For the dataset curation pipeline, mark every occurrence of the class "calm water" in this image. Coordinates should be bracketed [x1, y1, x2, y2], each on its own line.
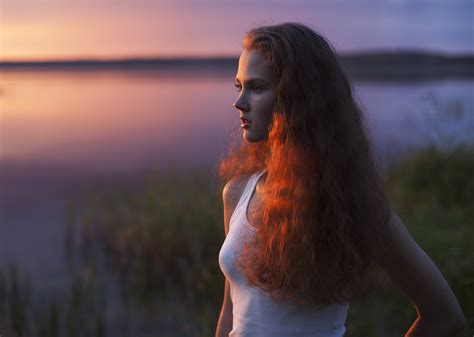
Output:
[0, 68, 473, 288]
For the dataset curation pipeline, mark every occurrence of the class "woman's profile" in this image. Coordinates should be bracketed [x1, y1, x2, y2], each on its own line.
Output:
[216, 22, 465, 337]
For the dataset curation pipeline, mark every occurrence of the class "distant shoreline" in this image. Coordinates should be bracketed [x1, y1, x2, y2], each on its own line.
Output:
[1, 51, 473, 80]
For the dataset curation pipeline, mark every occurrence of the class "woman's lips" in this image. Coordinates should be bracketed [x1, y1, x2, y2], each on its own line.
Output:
[240, 117, 252, 128]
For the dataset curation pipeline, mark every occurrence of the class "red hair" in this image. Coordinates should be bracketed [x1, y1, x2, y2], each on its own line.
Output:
[220, 22, 392, 307]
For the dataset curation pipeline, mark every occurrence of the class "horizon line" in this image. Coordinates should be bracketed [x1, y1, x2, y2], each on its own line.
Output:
[1, 48, 473, 64]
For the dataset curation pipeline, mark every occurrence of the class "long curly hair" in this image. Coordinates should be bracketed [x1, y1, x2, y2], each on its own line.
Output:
[220, 22, 393, 308]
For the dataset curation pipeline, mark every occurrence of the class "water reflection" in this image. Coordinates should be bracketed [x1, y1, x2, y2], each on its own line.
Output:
[1, 71, 472, 175]
[0, 69, 236, 173]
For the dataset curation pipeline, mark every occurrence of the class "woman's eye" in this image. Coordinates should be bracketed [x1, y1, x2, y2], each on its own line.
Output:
[252, 85, 263, 93]
[234, 83, 263, 93]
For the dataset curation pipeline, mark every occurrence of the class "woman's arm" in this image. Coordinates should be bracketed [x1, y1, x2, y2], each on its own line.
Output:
[215, 176, 248, 337]
[381, 211, 466, 337]
[215, 279, 233, 337]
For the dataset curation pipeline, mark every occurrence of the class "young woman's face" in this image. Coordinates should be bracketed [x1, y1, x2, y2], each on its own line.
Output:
[233, 49, 277, 143]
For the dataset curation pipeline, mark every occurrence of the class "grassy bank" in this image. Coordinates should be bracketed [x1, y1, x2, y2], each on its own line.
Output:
[0, 144, 472, 336]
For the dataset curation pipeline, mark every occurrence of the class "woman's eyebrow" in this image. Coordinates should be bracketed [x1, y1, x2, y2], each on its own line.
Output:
[235, 78, 269, 85]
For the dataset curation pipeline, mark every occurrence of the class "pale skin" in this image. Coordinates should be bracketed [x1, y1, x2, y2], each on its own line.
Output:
[215, 49, 466, 337]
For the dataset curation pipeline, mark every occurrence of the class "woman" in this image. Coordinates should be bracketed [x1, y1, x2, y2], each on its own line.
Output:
[216, 22, 465, 337]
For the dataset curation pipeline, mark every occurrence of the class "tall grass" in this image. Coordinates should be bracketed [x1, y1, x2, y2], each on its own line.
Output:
[1, 147, 472, 335]
[66, 169, 225, 336]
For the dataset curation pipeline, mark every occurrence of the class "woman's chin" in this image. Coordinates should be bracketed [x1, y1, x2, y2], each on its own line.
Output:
[243, 129, 255, 143]
[243, 130, 265, 143]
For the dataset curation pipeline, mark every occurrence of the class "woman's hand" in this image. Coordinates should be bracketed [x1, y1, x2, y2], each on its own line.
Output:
[405, 314, 465, 337]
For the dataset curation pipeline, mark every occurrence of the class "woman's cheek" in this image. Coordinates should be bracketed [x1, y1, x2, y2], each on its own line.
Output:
[263, 97, 275, 121]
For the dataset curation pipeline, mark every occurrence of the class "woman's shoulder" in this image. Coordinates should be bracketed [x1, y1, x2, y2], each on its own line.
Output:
[222, 174, 251, 207]
[222, 175, 252, 234]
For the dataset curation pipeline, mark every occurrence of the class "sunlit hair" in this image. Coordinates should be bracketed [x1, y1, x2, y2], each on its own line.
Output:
[220, 22, 393, 307]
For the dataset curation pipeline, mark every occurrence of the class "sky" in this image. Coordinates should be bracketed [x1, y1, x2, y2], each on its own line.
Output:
[0, 0, 473, 61]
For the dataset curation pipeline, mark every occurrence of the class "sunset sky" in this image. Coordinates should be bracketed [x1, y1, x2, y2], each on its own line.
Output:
[1, 0, 472, 61]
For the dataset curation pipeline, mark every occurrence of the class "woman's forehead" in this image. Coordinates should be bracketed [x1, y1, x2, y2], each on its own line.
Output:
[235, 49, 275, 82]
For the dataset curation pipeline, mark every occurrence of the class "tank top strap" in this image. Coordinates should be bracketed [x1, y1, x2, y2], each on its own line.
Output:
[231, 169, 266, 223]
[239, 169, 266, 211]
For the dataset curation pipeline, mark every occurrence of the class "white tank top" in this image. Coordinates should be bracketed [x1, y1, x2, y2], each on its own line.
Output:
[218, 170, 349, 337]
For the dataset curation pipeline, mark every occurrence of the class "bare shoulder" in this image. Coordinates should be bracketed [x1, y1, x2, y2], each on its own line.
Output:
[379, 210, 431, 290]
[381, 210, 416, 261]
[223, 175, 249, 206]
[222, 175, 250, 235]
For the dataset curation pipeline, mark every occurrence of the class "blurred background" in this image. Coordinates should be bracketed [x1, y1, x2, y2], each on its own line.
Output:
[0, 0, 473, 336]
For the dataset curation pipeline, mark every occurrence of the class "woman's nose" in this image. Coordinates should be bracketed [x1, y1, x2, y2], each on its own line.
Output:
[232, 96, 249, 112]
